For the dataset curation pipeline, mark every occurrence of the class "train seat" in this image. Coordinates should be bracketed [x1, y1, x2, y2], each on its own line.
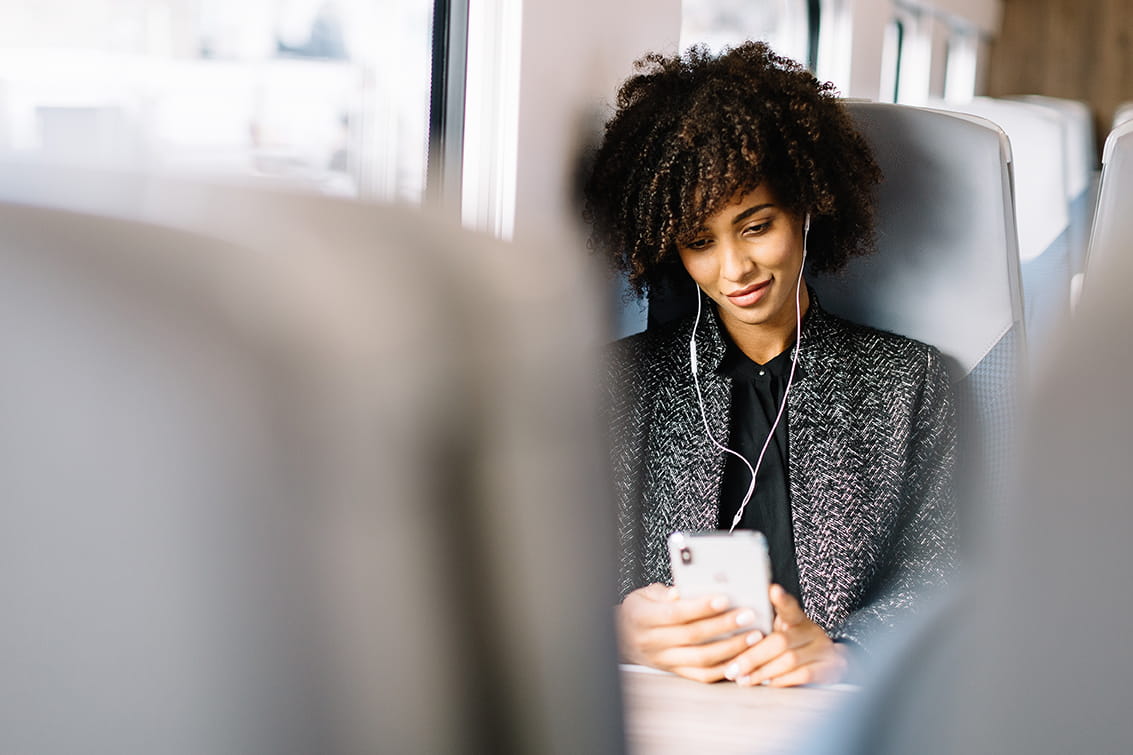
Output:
[0, 201, 353, 753]
[814, 102, 1027, 532]
[1005, 95, 1098, 277]
[1081, 119, 1133, 305]
[611, 273, 649, 338]
[0, 192, 623, 754]
[931, 96, 1071, 364]
[805, 183, 1133, 755]
[1112, 100, 1133, 130]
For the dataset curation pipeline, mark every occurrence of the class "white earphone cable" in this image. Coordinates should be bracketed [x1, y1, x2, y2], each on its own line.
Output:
[688, 214, 810, 534]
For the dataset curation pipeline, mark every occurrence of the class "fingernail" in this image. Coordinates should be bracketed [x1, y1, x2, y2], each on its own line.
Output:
[760, 679, 771, 686]
[746, 631, 763, 646]
[737, 675, 753, 686]
[725, 663, 740, 680]
[710, 596, 730, 611]
[735, 609, 755, 627]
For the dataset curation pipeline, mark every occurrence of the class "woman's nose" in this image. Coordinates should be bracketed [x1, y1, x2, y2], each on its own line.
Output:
[719, 241, 753, 281]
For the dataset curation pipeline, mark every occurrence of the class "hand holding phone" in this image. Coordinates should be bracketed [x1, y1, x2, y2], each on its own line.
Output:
[667, 531, 774, 637]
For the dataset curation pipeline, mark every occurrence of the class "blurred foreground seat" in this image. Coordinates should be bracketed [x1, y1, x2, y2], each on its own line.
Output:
[805, 154, 1133, 755]
[0, 188, 623, 754]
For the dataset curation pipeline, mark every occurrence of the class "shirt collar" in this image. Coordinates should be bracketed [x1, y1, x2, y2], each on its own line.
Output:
[717, 334, 796, 379]
[695, 285, 831, 377]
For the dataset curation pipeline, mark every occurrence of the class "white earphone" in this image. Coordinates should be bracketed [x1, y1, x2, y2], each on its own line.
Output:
[689, 212, 810, 532]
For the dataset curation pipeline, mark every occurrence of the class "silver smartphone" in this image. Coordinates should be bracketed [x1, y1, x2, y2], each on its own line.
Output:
[667, 531, 774, 637]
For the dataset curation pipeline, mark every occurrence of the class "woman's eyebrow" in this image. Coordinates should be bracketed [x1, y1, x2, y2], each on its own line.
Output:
[730, 203, 775, 225]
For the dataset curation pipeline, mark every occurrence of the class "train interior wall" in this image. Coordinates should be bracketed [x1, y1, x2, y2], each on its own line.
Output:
[988, 0, 1133, 158]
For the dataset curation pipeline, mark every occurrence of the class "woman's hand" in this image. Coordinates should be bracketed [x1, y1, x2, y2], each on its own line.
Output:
[616, 583, 768, 683]
[722, 584, 850, 688]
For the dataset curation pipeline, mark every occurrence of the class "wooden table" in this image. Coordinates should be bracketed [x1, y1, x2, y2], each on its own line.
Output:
[620, 665, 856, 755]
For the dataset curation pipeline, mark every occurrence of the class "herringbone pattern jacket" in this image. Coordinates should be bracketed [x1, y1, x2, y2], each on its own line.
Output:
[607, 298, 958, 650]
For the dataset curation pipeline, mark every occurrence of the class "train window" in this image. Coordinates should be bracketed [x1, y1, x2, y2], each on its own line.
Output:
[880, 18, 906, 104]
[0, 1, 439, 204]
[943, 28, 978, 102]
[460, 0, 519, 237]
[681, 0, 812, 67]
[888, 6, 931, 105]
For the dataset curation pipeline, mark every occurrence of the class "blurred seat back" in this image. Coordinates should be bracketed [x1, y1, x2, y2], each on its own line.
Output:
[1082, 120, 1133, 305]
[1113, 100, 1133, 130]
[1006, 95, 1098, 276]
[0, 203, 329, 755]
[814, 102, 1026, 526]
[806, 181, 1133, 755]
[0, 188, 624, 754]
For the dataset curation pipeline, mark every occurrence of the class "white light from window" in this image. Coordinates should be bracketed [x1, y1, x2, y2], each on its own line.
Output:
[943, 29, 978, 102]
[680, 0, 810, 67]
[0, 0, 434, 203]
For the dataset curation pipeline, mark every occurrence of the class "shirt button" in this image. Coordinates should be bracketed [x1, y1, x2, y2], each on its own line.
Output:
[758, 370, 766, 376]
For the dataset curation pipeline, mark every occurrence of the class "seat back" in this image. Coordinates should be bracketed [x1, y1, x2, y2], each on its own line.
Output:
[0, 189, 624, 754]
[814, 102, 1027, 521]
[1083, 120, 1133, 303]
[1006, 95, 1098, 276]
[931, 96, 1072, 361]
[611, 273, 649, 338]
[0, 204, 328, 755]
[805, 194, 1133, 755]
[1113, 100, 1133, 130]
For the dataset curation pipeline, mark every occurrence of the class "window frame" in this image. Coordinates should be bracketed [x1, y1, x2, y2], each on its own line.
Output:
[427, 0, 470, 211]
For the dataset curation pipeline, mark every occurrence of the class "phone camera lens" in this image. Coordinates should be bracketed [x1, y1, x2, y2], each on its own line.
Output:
[680, 547, 692, 565]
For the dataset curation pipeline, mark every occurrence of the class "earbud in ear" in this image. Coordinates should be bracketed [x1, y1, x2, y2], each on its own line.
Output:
[804, 212, 811, 233]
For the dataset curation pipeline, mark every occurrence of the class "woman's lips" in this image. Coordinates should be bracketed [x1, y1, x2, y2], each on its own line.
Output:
[725, 279, 771, 307]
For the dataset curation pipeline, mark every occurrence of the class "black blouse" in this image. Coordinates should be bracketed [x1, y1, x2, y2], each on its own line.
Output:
[716, 340, 803, 601]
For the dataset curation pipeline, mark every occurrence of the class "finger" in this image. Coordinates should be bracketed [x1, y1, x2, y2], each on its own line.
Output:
[769, 584, 807, 626]
[645, 605, 765, 653]
[626, 591, 731, 629]
[654, 628, 763, 670]
[683, 606, 766, 644]
[765, 657, 846, 688]
[737, 641, 827, 686]
[758, 663, 820, 688]
[742, 636, 848, 687]
[721, 632, 789, 681]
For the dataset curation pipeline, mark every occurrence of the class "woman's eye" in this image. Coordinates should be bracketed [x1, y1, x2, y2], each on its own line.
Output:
[686, 238, 711, 250]
[744, 221, 771, 236]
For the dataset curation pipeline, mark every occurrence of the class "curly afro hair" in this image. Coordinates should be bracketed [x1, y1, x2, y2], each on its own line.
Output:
[583, 41, 882, 298]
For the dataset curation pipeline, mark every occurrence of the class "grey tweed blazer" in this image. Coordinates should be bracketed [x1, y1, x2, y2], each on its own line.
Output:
[607, 297, 958, 650]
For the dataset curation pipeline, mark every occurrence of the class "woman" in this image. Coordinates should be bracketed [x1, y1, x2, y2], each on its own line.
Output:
[585, 42, 957, 687]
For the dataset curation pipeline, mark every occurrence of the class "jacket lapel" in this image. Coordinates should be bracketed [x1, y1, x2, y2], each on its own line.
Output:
[642, 303, 731, 562]
[788, 305, 884, 629]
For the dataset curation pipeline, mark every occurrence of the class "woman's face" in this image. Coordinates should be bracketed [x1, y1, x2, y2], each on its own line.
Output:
[677, 184, 808, 342]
